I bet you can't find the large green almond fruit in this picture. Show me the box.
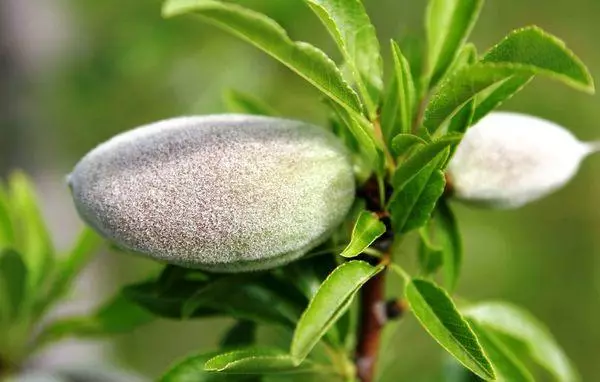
[68,115,355,272]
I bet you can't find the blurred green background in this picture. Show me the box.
[1,0,600,380]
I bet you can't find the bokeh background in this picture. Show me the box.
[1,0,599,380]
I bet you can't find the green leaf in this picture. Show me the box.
[327,100,384,174]
[450,43,478,73]
[224,89,278,116]
[291,261,383,361]
[436,201,463,291]
[390,134,427,156]
[338,299,359,353]
[339,211,386,258]
[390,165,446,234]
[391,135,460,191]
[8,171,53,292]
[123,280,219,320]
[163,0,363,117]
[446,45,478,135]
[379,76,401,147]
[425,27,595,132]
[399,34,427,100]
[482,26,594,93]
[279,257,332,301]
[448,99,475,135]
[0,184,15,248]
[160,351,253,382]
[424,63,522,132]
[385,40,415,138]
[468,320,535,382]
[472,74,533,124]
[405,279,495,380]
[220,321,258,349]
[0,249,27,321]
[330,113,361,156]
[182,273,304,328]
[121,265,216,319]
[182,275,302,327]
[205,347,321,374]
[381,39,417,145]
[417,224,444,276]
[303,0,383,119]
[38,228,103,316]
[465,302,579,382]
[426,0,484,86]
[36,293,154,348]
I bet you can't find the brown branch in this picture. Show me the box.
[354,146,395,382]
[356,269,386,382]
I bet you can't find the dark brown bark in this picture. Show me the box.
[356,270,386,382]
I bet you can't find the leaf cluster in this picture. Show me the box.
[2,0,594,381]
[0,172,152,374]
[141,0,595,380]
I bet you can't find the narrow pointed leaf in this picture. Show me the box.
[205,347,320,374]
[381,39,417,145]
[327,100,384,174]
[123,280,219,320]
[391,40,416,136]
[448,99,475,135]
[482,26,594,93]
[446,45,478,135]
[417,201,462,281]
[380,75,401,146]
[0,184,15,248]
[339,211,386,258]
[36,293,154,348]
[391,134,427,156]
[390,165,446,234]
[426,26,595,132]
[425,63,524,132]
[391,135,461,191]
[465,302,579,382]
[39,228,103,315]
[280,257,332,301]
[182,275,302,327]
[469,320,535,382]
[426,0,484,86]
[163,0,363,117]
[449,43,478,73]
[160,351,252,382]
[8,171,53,291]
[224,89,279,116]
[406,279,495,380]
[0,249,27,321]
[291,261,383,361]
[303,0,383,118]
[417,226,444,275]
[472,74,533,124]
[436,201,462,291]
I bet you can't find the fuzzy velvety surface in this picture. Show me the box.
[448,112,591,209]
[69,115,355,272]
